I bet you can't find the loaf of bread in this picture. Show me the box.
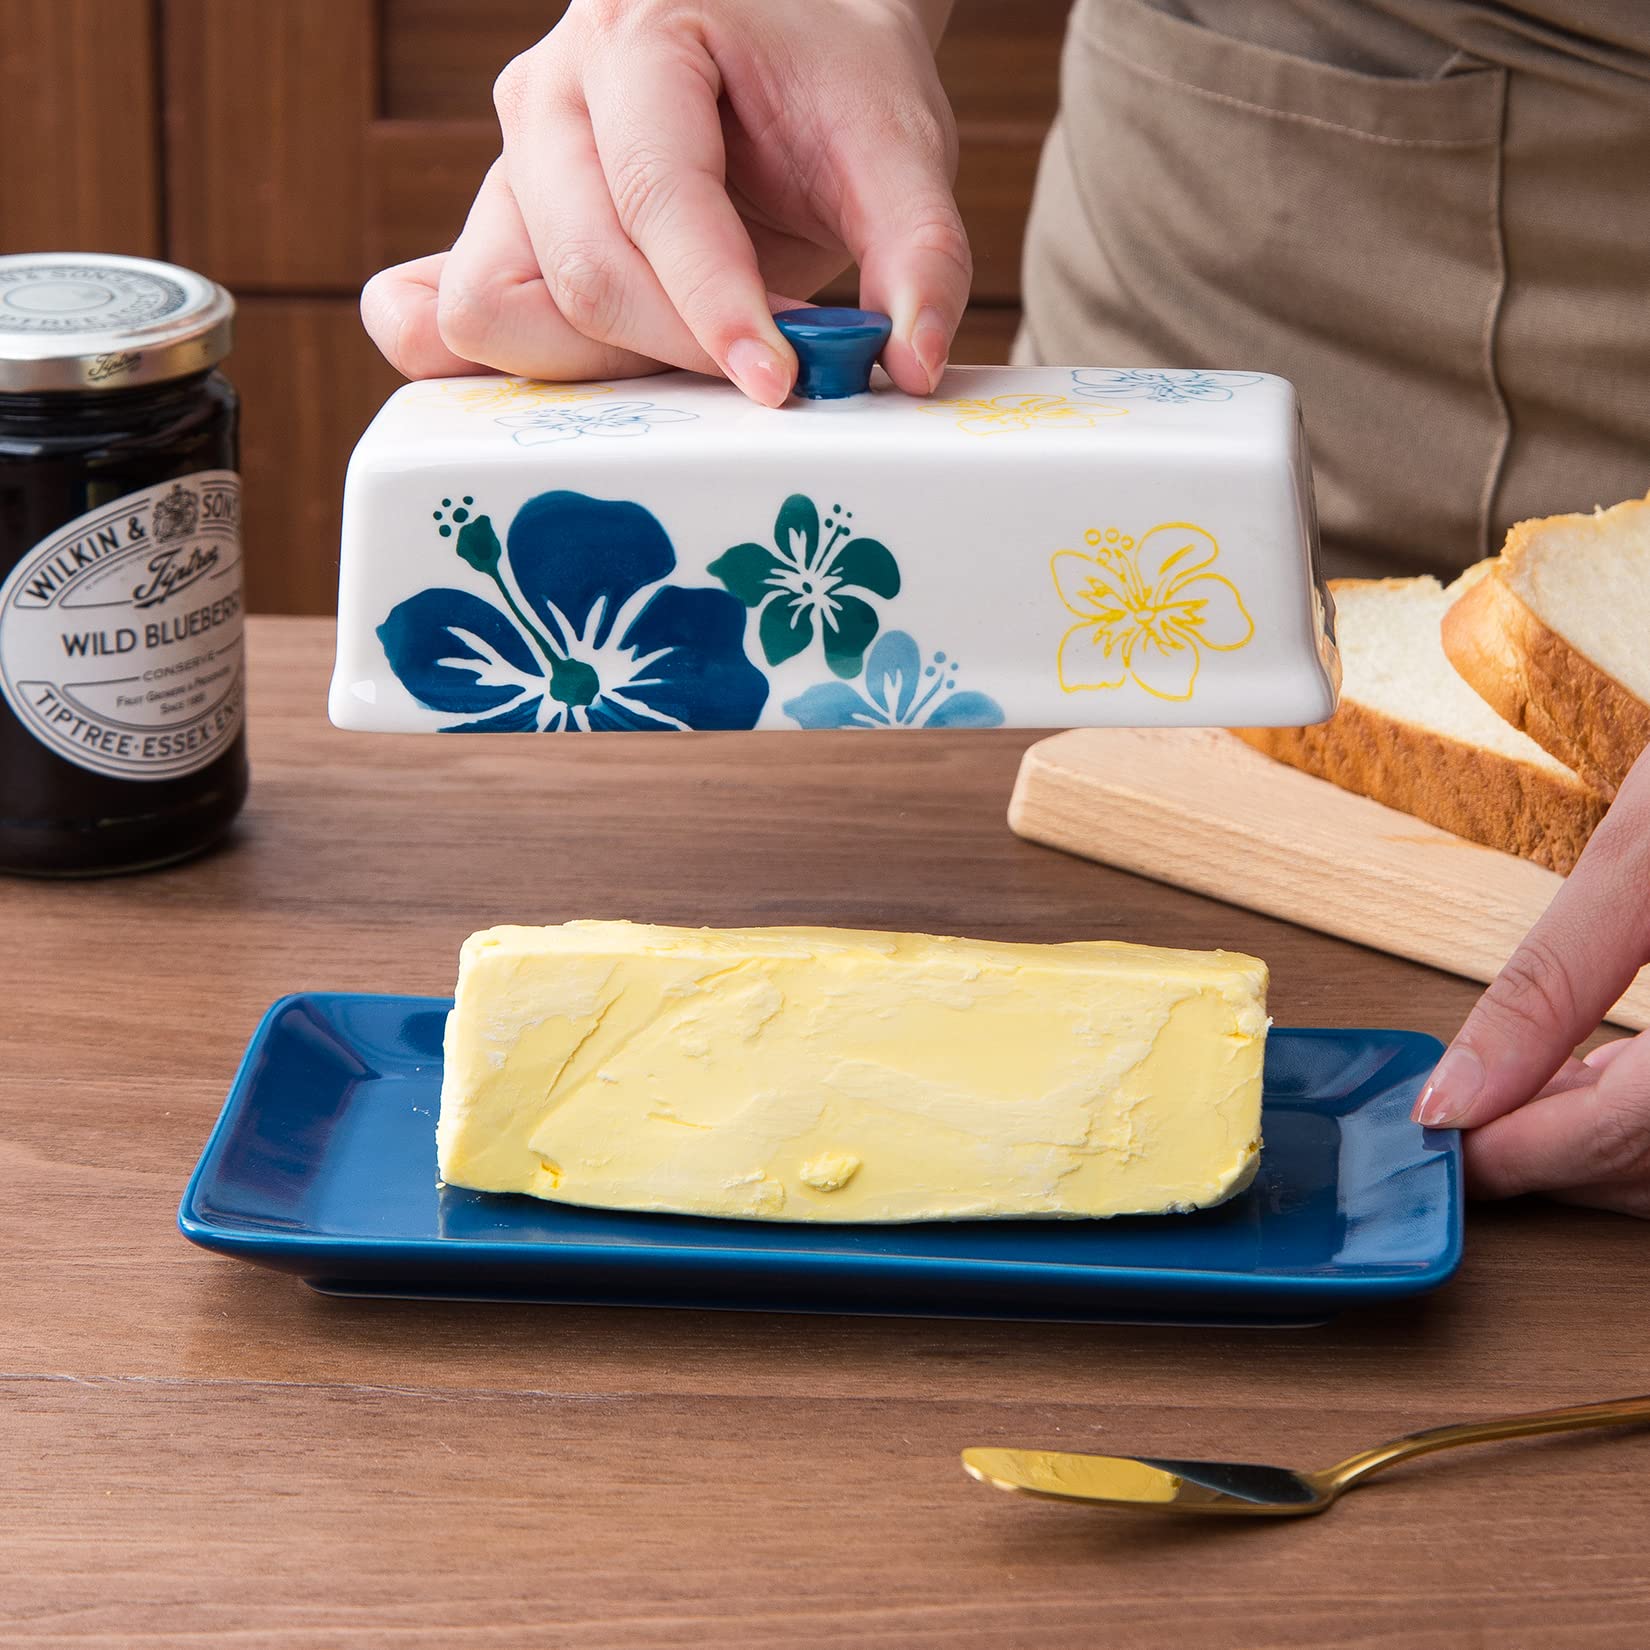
[1441,492,1650,795]
[1234,573,1610,873]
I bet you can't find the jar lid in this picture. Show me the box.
[0,253,234,393]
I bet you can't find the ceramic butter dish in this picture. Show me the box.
[331,308,1338,734]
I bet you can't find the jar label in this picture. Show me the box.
[0,469,244,781]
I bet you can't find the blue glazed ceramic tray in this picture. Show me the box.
[178,994,1462,1326]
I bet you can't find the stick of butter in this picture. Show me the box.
[437,922,1268,1223]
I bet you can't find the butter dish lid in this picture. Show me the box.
[332,310,1338,735]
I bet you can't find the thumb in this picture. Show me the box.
[854,189,973,396]
[1463,1028,1650,1209]
[1415,750,1650,1130]
[831,105,971,394]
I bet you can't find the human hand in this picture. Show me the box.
[360,0,969,406]
[1413,741,1650,1216]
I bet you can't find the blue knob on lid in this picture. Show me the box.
[774,307,892,399]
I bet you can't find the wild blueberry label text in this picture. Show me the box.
[0,470,244,780]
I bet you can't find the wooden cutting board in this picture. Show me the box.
[1010,727,1650,1031]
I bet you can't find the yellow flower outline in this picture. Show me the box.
[421,378,618,413]
[919,393,1127,435]
[1052,522,1255,702]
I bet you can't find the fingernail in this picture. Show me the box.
[1413,1044,1485,1128]
[911,307,950,392]
[726,337,789,407]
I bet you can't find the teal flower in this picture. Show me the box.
[708,494,899,679]
[785,631,1004,729]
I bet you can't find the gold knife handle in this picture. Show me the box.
[1326,1395,1650,1492]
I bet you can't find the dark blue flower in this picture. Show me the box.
[784,631,1004,729]
[378,491,769,732]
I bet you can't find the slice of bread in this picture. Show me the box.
[1441,492,1650,795]
[1234,573,1609,873]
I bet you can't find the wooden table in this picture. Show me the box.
[4,617,1647,1649]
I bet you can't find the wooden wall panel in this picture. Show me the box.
[380,0,1066,130]
[230,298,400,615]
[937,0,1068,127]
[0,0,160,256]
[952,304,1022,365]
[164,0,375,288]
[381,0,565,119]
[363,119,493,271]
[955,133,1043,300]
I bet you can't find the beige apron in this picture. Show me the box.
[1017,0,1650,578]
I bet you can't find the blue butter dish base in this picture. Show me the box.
[178,994,1462,1326]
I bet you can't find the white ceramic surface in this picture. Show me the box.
[330,364,1339,734]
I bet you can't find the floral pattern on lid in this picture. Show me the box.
[378,491,767,731]
[1053,522,1255,702]
[920,392,1127,435]
[785,631,1003,729]
[422,377,617,412]
[494,401,698,446]
[709,493,899,680]
[1071,369,1264,405]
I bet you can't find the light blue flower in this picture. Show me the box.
[784,631,1004,729]
[1071,369,1264,405]
[378,491,767,732]
[494,401,698,445]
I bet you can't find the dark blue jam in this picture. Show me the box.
[0,370,246,874]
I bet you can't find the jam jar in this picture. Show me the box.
[0,253,246,875]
